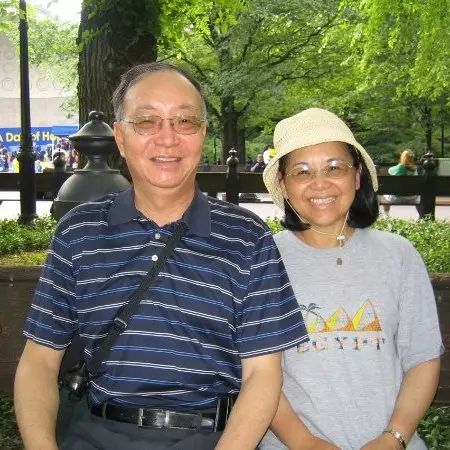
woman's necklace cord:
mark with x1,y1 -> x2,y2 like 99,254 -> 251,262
285,199 -> 350,266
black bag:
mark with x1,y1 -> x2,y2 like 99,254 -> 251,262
56,334 -> 88,443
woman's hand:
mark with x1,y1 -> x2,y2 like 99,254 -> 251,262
300,434 -> 341,450
361,433 -> 402,450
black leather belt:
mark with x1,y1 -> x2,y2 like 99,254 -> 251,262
91,404 -> 217,430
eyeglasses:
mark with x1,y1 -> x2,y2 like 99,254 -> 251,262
285,160 -> 354,184
122,115 -> 206,135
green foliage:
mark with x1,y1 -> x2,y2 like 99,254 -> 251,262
265,217 -> 285,235
0,217 -> 56,256
265,217 -> 450,273
341,0 -> 450,101
0,216 -> 449,273
373,218 -> 450,272
158,0 -> 342,156
1,2 -> 79,115
0,1 -> 16,32
0,395 -> 22,450
417,406 -> 450,450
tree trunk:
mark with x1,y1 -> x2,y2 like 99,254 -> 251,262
418,103 -> 433,152
424,108 -> 433,151
77,0 -> 159,168
236,128 -> 246,163
220,96 -> 239,163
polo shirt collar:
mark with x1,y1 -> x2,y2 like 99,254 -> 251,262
108,186 -> 211,237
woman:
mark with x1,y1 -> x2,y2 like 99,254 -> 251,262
260,108 -> 443,450
382,149 -> 419,217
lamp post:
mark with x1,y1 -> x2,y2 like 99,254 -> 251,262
18,0 -> 37,225
52,111 -> 131,221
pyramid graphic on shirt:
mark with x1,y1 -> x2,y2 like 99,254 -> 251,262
302,299 -> 383,333
351,299 -> 382,331
306,312 -> 330,333
325,307 -> 355,331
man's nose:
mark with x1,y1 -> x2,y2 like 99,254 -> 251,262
154,119 -> 179,145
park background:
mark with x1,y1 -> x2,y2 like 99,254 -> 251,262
0,0 -> 449,166
0,1 -> 449,449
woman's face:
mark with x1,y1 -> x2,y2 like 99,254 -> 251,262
279,141 -> 360,232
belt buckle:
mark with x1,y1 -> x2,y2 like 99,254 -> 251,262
138,408 -> 165,428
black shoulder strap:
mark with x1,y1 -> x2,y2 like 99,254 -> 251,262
88,221 -> 188,377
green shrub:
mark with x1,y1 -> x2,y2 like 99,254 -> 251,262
417,406 -> 450,449
0,395 -> 23,450
0,216 -> 449,270
0,217 -> 56,256
373,217 -> 450,272
265,217 -> 450,273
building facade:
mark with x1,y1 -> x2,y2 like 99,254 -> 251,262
0,32 -> 77,150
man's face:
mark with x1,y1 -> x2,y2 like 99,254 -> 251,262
114,71 -> 207,195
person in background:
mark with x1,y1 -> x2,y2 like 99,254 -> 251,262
12,154 -> 19,173
382,149 -> 420,217
245,155 -> 254,172
200,155 -> 210,171
263,144 -> 275,166
260,108 -> 442,450
14,62 -> 307,450
0,148 -> 9,172
251,153 -> 266,173
34,159 -> 43,173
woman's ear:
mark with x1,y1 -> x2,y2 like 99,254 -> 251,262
279,173 -> 289,199
355,167 -> 361,191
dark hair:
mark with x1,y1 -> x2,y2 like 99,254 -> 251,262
112,62 -> 207,121
278,144 -> 379,231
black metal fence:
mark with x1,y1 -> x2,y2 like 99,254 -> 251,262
0,156 -> 449,220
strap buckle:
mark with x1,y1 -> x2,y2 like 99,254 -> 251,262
113,316 -> 127,331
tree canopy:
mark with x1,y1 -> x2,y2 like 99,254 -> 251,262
0,0 -> 448,162
158,0 -> 342,160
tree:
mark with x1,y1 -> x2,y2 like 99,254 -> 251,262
1,1 -> 78,116
342,0 -> 450,102
0,0 -> 16,32
159,0 -> 341,161
77,0 -> 160,126
338,0 -> 450,155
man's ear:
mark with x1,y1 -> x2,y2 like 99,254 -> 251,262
113,121 -> 126,158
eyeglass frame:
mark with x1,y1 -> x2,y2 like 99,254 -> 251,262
284,159 -> 354,184
121,114 -> 207,136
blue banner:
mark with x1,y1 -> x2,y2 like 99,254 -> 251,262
0,126 -> 78,148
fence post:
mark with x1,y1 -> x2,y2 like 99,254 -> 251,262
225,149 -> 239,204
419,150 -> 437,220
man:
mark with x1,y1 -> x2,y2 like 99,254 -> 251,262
250,154 -> 266,173
14,63 -> 307,450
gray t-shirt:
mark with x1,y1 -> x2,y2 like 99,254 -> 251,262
261,228 -> 443,450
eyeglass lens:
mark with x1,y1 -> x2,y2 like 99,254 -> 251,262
128,115 -> 203,135
287,160 -> 352,183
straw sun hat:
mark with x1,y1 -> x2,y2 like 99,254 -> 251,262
263,108 -> 379,211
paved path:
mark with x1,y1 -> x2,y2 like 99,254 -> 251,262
0,192 -> 449,221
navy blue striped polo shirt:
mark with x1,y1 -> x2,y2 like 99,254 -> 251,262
24,187 -> 307,410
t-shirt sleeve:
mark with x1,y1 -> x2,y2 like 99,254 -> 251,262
23,219 -> 77,349
396,241 -> 444,372
234,226 -> 308,358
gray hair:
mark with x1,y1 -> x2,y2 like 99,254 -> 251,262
112,62 -> 207,122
